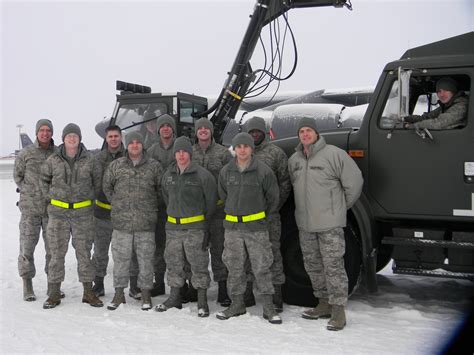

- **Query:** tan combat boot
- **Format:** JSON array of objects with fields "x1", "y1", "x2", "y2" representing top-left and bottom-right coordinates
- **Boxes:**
[
  {"x1": 262, "y1": 294, "x2": 282, "y2": 324},
  {"x1": 43, "y1": 283, "x2": 61, "y2": 309},
  {"x1": 327, "y1": 305, "x2": 346, "y2": 331},
  {"x1": 82, "y1": 282, "x2": 104, "y2": 307},
  {"x1": 141, "y1": 289, "x2": 152, "y2": 311},
  {"x1": 108, "y1": 287, "x2": 126, "y2": 310},
  {"x1": 302, "y1": 298, "x2": 332, "y2": 320},
  {"x1": 197, "y1": 288, "x2": 209, "y2": 318},
  {"x1": 23, "y1": 278, "x2": 36, "y2": 302},
  {"x1": 155, "y1": 287, "x2": 183, "y2": 312},
  {"x1": 216, "y1": 294, "x2": 246, "y2": 320}
]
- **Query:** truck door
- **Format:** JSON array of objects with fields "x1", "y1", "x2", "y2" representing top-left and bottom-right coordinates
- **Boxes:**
[{"x1": 368, "y1": 71, "x2": 473, "y2": 219}]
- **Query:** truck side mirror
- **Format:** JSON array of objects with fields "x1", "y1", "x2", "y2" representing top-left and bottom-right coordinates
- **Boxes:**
[{"x1": 398, "y1": 67, "x2": 412, "y2": 119}]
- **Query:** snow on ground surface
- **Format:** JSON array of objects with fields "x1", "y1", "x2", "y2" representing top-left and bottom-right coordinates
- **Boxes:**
[{"x1": 0, "y1": 162, "x2": 473, "y2": 354}]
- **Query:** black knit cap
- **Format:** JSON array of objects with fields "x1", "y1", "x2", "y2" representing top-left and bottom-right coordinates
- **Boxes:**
[
  {"x1": 296, "y1": 117, "x2": 318, "y2": 135},
  {"x1": 436, "y1": 77, "x2": 458, "y2": 94},
  {"x1": 245, "y1": 116, "x2": 266, "y2": 135},
  {"x1": 125, "y1": 131, "x2": 144, "y2": 146},
  {"x1": 194, "y1": 118, "x2": 214, "y2": 134},
  {"x1": 36, "y1": 119, "x2": 53, "y2": 135},
  {"x1": 232, "y1": 132, "x2": 254, "y2": 149},
  {"x1": 62, "y1": 123, "x2": 82, "y2": 141},
  {"x1": 173, "y1": 136, "x2": 193, "y2": 156}
]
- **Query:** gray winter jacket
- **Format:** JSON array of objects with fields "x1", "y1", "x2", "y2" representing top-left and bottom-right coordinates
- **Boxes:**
[
  {"x1": 162, "y1": 161, "x2": 217, "y2": 230},
  {"x1": 14, "y1": 139, "x2": 57, "y2": 215},
  {"x1": 218, "y1": 156, "x2": 279, "y2": 232},
  {"x1": 288, "y1": 136, "x2": 363, "y2": 232},
  {"x1": 40, "y1": 143, "x2": 101, "y2": 217},
  {"x1": 103, "y1": 152, "x2": 163, "y2": 232}
]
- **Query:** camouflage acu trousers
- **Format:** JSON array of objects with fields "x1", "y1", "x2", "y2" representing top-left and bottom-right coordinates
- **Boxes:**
[
  {"x1": 92, "y1": 217, "x2": 112, "y2": 278},
  {"x1": 46, "y1": 212, "x2": 95, "y2": 283},
  {"x1": 153, "y1": 210, "x2": 167, "y2": 278},
  {"x1": 223, "y1": 229, "x2": 274, "y2": 296},
  {"x1": 164, "y1": 229, "x2": 211, "y2": 289},
  {"x1": 299, "y1": 228, "x2": 348, "y2": 305},
  {"x1": 18, "y1": 214, "x2": 51, "y2": 279},
  {"x1": 208, "y1": 208, "x2": 228, "y2": 282},
  {"x1": 111, "y1": 230, "x2": 155, "y2": 290}
]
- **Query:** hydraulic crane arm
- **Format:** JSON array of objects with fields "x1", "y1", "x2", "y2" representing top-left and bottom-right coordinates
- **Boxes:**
[{"x1": 192, "y1": 0, "x2": 352, "y2": 142}]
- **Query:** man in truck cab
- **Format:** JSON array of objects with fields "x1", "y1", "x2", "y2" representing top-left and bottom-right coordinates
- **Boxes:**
[
  {"x1": 288, "y1": 117, "x2": 363, "y2": 331},
  {"x1": 404, "y1": 77, "x2": 468, "y2": 130}
]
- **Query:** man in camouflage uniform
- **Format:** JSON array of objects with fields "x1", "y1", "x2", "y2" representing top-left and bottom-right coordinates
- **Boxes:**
[
  {"x1": 216, "y1": 132, "x2": 282, "y2": 324},
  {"x1": 404, "y1": 77, "x2": 468, "y2": 130},
  {"x1": 155, "y1": 136, "x2": 217, "y2": 317},
  {"x1": 192, "y1": 118, "x2": 232, "y2": 307},
  {"x1": 147, "y1": 114, "x2": 177, "y2": 298},
  {"x1": 288, "y1": 117, "x2": 363, "y2": 330},
  {"x1": 91, "y1": 125, "x2": 125, "y2": 297},
  {"x1": 103, "y1": 131, "x2": 163, "y2": 311},
  {"x1": 40, "y1": 123, "x2": 103, "y2": 309},
  {"x1": 245, "y1": 116, "x2": 290, "y2": 312},
  {"x1": 14, "y1": 119, "x2": 57, "y2": 301}
]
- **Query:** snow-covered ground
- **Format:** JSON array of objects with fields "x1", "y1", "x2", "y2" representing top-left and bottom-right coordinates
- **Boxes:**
[{"x1": 0, "y1": 161, "x2": 472, "y2": 354}]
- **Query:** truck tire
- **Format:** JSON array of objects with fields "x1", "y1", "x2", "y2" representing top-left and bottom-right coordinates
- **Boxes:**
[{"x1": 281, "y1": 218, "x2": 362, "y2": 307}]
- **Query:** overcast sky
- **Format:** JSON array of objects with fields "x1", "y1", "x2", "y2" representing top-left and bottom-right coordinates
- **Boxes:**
[{"x1": 1, "y1": 0, "x2": 473, "y2": 155}]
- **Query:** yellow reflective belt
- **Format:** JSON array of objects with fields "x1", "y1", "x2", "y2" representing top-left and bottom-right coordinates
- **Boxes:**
[
  {"x1": 95, "y1": 200, "x2": 111, "y2": 210},
  {"x1": 225, "y1": 211, "x2": 266, "y2": 223},
  {"x1": 167, "y1": 215, "x2": 205, "y2": 224},
  {"x1": 217, "y1": 200, "x2": 224, "y2": 206},
  {"x1": 51, "y1": 199, "x2": 92, "y2": 209}
]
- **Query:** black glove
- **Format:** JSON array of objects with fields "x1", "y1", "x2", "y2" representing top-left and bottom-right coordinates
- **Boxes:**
[{"x1": 201, "y1": 229, "x2": 210, "y2": 251}]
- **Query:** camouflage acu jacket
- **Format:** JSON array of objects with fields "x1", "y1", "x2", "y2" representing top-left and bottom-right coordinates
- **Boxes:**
[
  {"x1": 406, "y1": 92, "x2": 468, "y2": 130},
  {"x1": 253, "y1": 140, "x2": 291, "y2": 210},
  {"x1": 103, "y1": 153, "x2": 163, "y2": 232},
  {"x1": 40, "y1": 143, "x2": 101, "y2": 217},
  {"x1": 192, "y1": 140, "x2": 232, "y2": 182},
  {"x1": 14, "y1": 139, "x2": 57, "y2": 216},
  {"x1": 93, "y1": 144, "x2": 125, "y2": 220}
]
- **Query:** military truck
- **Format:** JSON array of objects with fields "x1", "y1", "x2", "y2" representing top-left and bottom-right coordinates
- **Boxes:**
[
  {"x1": 97, "y1": 0, "x2": 473, "y2": 307},
  {"x1": 274, "y1": 31, "x2": 474, "y2": 306}
]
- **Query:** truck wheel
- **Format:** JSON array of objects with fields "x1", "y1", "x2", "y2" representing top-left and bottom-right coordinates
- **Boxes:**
[
  {"x1": 376, "y1": 244, "x2": 393, "y2": 272},
  {"x1": 281, "y1": 219, "x2": 362, "y2": 307}
]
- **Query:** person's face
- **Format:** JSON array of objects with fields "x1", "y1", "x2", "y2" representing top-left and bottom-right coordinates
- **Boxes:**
[
  {"x1": 175, "y1": 150, "x2": 191, "y2": 166},
  {"x1": 128, "y1": 140, "x2": 143, "y2": 157},
  {"x1": 64, "y1": 133, "x2": 80, "y2": 149},
  {"x1": 235, "y1": 144, "x2": 253, "y2": 162},
  {"x1": 106, "y1": 130, "x2": 122, "y2": 150},
  {"x1": 37, "y1": 125, "x2": 52, "y2": 145},
  {"x1": 197, "y1": 126, "x2": 212, "y2": 142},
  {"x1": 437, "y1": 89, "x2": 454, "y2": 104},
  {"x1": 249, "y1": 129, "x2": 264, "y2": 144},
  {"x1": 146, "y1": 120, "x2": 157, "y2": 134},
  {"x1": 298, "y1": 127, "x2": 318, "y2": 147},
  {"x1": 159, "y1": 123, "x2": 173, "y2": 139}
]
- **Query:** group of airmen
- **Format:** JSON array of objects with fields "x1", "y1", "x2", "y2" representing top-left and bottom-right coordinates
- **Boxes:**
[{"x1": 14, "y1": 112, "x2": 363, "y2": 330}]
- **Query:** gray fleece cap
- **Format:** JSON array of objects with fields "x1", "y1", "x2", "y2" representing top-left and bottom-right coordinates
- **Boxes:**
[
  {"x1": 436, "y1": 77, "x2": 458, "y2": 94},
  {"x1": 246, "y1": 116, "x2": 266, "y2": 135},
  {"x1": 126, "y1": 131, "x2": 144, "y2": 147},
  {"x1": 157, "y1": 114, "x2": 177, "y2": 133},
  {"x1": 232, "y1": 132, "x2": 254, "y2": 149},
  {"x1": 62, "y1": 123, "x2": 82, "y2": 141},
  {"x1": 194, "y1": 118, "x2": 214, "y2": 134},
  {"x1": 173, "y1": 136, "x2": 193, "y2": 156},
  {"x1": 36, "y1": 119, "x2": 53, "y2": 135},
  {"x1": 297, "y1": 117, "x2": 318, "y2": 135}
]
